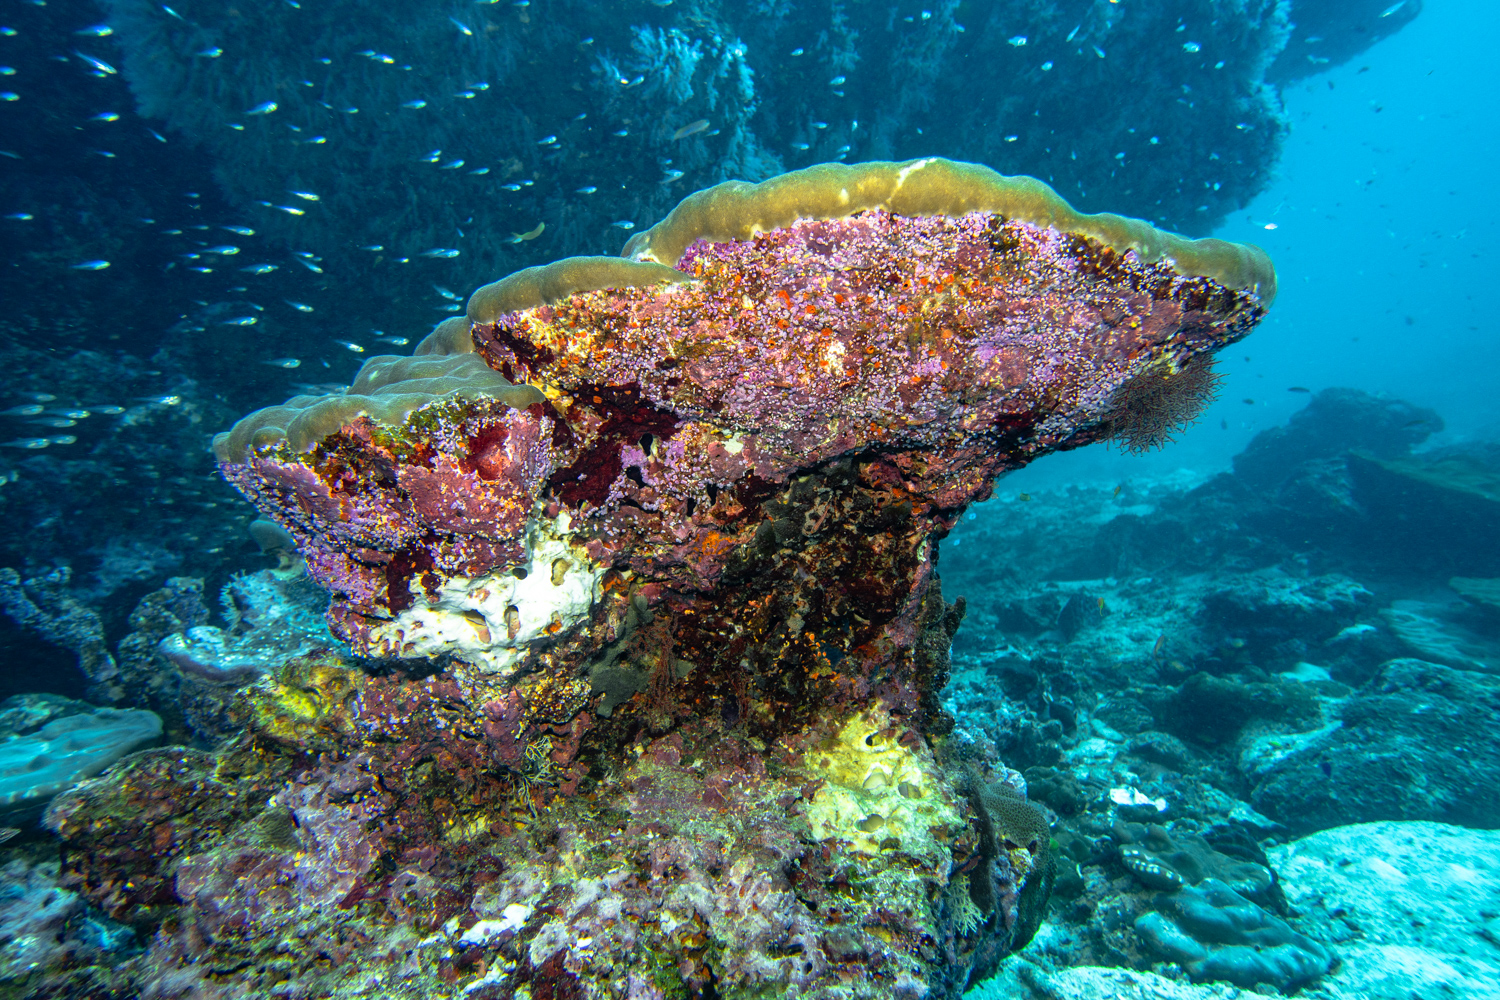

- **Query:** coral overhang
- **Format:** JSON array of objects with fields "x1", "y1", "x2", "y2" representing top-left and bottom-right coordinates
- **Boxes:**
[{"x1": 54, "y1": 160, "x2": 1272, "y2": 999}]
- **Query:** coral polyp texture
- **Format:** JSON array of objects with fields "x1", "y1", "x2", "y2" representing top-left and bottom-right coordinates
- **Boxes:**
[{"x1": 51, "y1": 160, "x2": 1272, "y2": 1000}]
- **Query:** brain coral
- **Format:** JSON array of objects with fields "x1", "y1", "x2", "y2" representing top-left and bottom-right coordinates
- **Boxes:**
[{"x1": 73, "y1": 157, "x2": 1275, "y2": 1000}]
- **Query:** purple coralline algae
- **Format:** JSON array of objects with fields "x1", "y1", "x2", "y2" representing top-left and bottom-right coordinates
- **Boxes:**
[{"x1": 44, "y1": 159, "x2": 1274, "y2": 999}]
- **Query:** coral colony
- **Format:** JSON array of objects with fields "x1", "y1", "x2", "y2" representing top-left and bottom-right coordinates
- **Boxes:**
[{"x1": 44, "y1": 160, "x2": 1274, "y2": 998}]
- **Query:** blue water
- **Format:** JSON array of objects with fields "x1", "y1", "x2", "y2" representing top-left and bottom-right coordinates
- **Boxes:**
[{"x1": 1013, "y1": 0, "x2": 1498, "y2": 491}]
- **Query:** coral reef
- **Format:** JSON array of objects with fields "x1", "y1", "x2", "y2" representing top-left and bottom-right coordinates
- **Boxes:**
[
  {"x1": 0, "y1": 694, "x2": 161, "y2": 827},
  {"x1": 1135, "y1": 877, "x2": 1333, "y2": 990},
  {"x1": 65, "y1": 0, "x2": 1357, "y2": 354},
  {"x1": 0, "y1": 567, "x2": 119, "y2": 699},
  {"x1": 35, "y1": 161, "x2": 1274, "y2": 997}
]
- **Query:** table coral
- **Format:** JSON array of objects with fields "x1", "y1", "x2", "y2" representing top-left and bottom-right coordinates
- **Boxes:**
[{"x1": 49, "y1": 159, "x2": 1274, "y2": 999}]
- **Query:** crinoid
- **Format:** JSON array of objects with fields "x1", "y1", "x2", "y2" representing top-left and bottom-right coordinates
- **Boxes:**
[{"x1": 1105, "y1": 355, "x2": 1226, "y2": 453}]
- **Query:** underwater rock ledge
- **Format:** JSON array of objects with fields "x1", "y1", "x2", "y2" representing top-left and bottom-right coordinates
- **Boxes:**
[{"x1": 48, "y1": 160, "x2": 1273, "y2": 999}]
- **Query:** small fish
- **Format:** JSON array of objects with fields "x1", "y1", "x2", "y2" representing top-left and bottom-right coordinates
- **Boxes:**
[
  {"x1": 511, "y1": 222, "x2": 545, "y2": 242},
  {"x1": 48, "y1": 435, "x2": 77, "y2": 445},
  {"x1": 1097, "y1": 597, "x2": 1107, "y2": 614},
  {"x1": 137, "y1": 395, "x2": 182, "y2": 405},
  {"x1": 162, "y1": 5, "x2": 185, "y2": 18},
  {"x1": 402, "y1": 99, "x2": 428, "y2": 109},
  {"x1": 829, "y1": 75, "x2": 845, "y2": 86},
  {"x1": 246, "y1": 101, "x2": 278, "y2": 115},
  {"x1": 71, "y1": 260, "x2": 110, "y2": 270},
  {"x1": 242, "y1": 263, "x2": 278, "y2": 274},
  {"x1": 1, "y1": 438, "x2": 49, "y2": 449},
  {"x1": 94, "y1": 405, "x2": 125, "y2": 415},
  {"x1": 28, "y1": 417, "x2": 76, "y2": 428},
  {"x1": 672, "y1": 119, "x2": 710, "y2": 140},
  {"x1": 790, "y1": 47, "x2": 804, "y2": 56},
  {"x1": 189, "y1": 266, "x2": 213, "y2": 273},
  {"x1": 470, "y1": 167, "x2": 490, "y2": 175},
  {"x1": 449, "y1": 16, "x2": 474, "y2": 35},
  {"x1": 74, "y1": 52, "x2": 117, "y2": 75},
  {"x1": 434, "y1": 285, "x2": 460, "y2": 300},
  {"x1": 537, "y1": 135, "x2": 557, "y2": 145},
  {"x1": 1007, "y1": 35, "x2": 1027, "y2": 46},
  {"x1": 611, "y1": 220, "x2": 635, "y2": 230},
  {"x1": 76, "y1": 24, "x2": 114, "y2": 36},
  {"x1": 1380, "y1": 1, "x2": 1405, "y2": 16},
  {"x1": 1183, "y1": 41, "x2": 1201, "y2": 53},
  {"x1": 811, "y1": 121, "x2": 827, "y2": 129},
  {"x1": 263, "y1": 358, "x2": 301, "y2": 368},
  {"x1": 361, "y1": 245, "x2": 384, "y2": 251},
  {"x1": 1018, "y1": 492, "x2": 1031, "y2": 501},
  {"x1": 47, "y1": 409, "x2": 90, "y2": 419},
  {"x1": 206, "y1": 245, "x2": 240, "y2": 255},
  {"x1": 436, "y1": 303, "x2": 463, "y2": 312},
  {"x1": 0, "y1": 405, "x2": 44, "y2": 416},
  {"x1": 289, "y1": 190, "x2": 319, "y2": 201},
  {"x1": 1242, "y1": 398, "x2": 1255, "y2": 405},
  {"x1": 333, "y1": 340, "x2": 366, "y2": 353},
  {"x1": 622, "y1": 75, "x2": 644, "y2": 88},
  {"x1": 293, "y1": 257, "x2": 323, "y2": 273},
  {"x1": 791, "y1": 142, "x2": 810, "y2": 151},
  {"x1": 302, "y1": 135, "x2": 327, "y2": 144},
  {"x1": 1288, "y1": 386, "x2": 1310, "y2": 393},
  {"x1": 197, "y1": 47, "x2": 222, "y2": 58},
  {"x1": 1152, "y1": 635, "x2": 1167, "y2": 659},
  {"x1": 661, "y1": 169, "x2": 684, "y2": 183},
  {"x1": 454, "y1": 91, "x2": 475, "y2": 99},
  {"x1": 420, "y1": 248, "x2": 460, "y2": 258},
  {"x1": 17, "y1": 393, "x2": 55, "y2": 403},
  {"x1": 285, "y1": 300, "x2": 314, "y2": 312},
  {"x1": 501, "y1": 182, "x2": 522, "y2": 191},
  {"x1": 470, "y1": 82, "x2": 490, "y2": 91},
  {"x1": 373, "y1": 335, "x2": 409, "y2": 346},
  {"x1": 575, "y1": 185, "x2": 597, "y2": 194},
  {"x1": 221, "y1": 316, "x2": 258, "y2": 326},
  {"x1": 1112, "y1": 485, "x2": 1122, "y2": 497},
  {"x1": 90, "y1": 111, "x2": 120, "y2": 122},
  {"x1": 612, "y1": 128, "x2": 629, "y2": 137},
  {"x1": 439, "y1": 159, "x2": 465, "y2": 169},
  {"x1": 222, "y1": 225, "x2": 254, "y2": 236},
  {"x1": 275, "y1": 205, "x2": 306, "y2": 216},
  {"x1": 4, "y1": 213, "x2": 33, "y2": 221}
]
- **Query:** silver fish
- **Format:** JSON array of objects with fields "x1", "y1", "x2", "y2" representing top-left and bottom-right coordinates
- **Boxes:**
[
  {"x1": 242, "y1": 263, "x2": 278, "y2": 274},
  {"x1": 333, "y1": 340, "x2": 365, "y2": 353},
  {"x1": 72, "y1": 260, "x2": 110, "y2": 270},
  {"x1": 420, "y1": 248, "x2": 460, "y2": 258},
  {"x1": 1, "y1": 438, "x2": 49, "y2": 449},
  {"x1": 0, "y1": 405, "x2": 44, "y2": 416},
  {"x1": 263, "y1": 358, "x2": 301, "y2": 368},
  {"x1": 246, "y1": 101, "x2": 278, "y2": 115},
  {"x1": 285, "y1": 300, "x2": 314, "y2": 312},
  {"x1": 206, "y1": 245, "x2": 240, "y2": 254},
  {"x1": 221, "y1": 316, "x2": 259, "y2": 326},
  {"x1": 74, "y1": 52, "x2": 117, "y2": 75}
]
